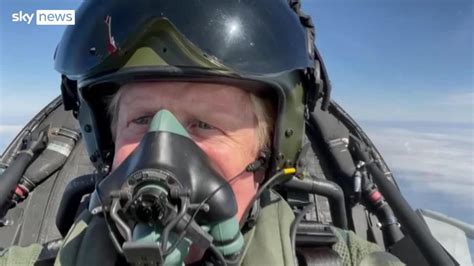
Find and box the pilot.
[1,0,404,265]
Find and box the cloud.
[444,92,474,106]
[0,125,23,134]
[363,123,474,211]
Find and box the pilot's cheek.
[111,142,140,170]
[194,142,229,177]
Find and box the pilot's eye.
[132,116,152,125]
[197,121,215,130]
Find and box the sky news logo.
[11,10,75,25]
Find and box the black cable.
[239,170,289,225]
[253,171,285,201]
[290,203,314,264]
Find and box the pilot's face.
[112,81,261,221]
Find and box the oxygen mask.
[89,110,244,265]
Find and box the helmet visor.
[55,0,313,79]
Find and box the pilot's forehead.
[119,82,251,113]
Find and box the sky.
[302,0,473,223]
[1,0,473,259]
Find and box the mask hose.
[164,168,248,261]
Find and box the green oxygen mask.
[89,110,244,265]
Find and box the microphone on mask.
[246,149,271,172]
